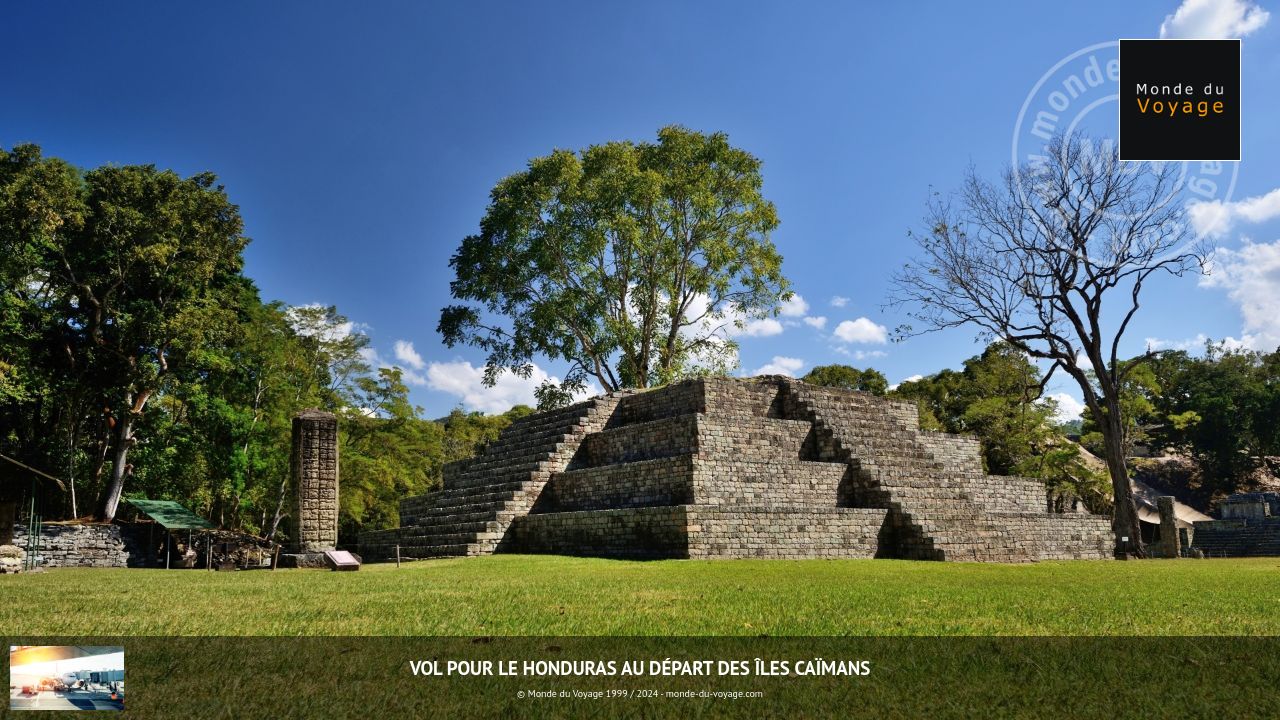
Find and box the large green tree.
[1140,345,1280,500]
[801,364,888,395]
[0,145,249,521]
[2,144,544,544]
[440,126,789,405]
[0,145,90,515]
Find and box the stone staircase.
[1192,519,1280,557]
[359,393,625,559]
[781,381,1110,562]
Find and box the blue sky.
[4,1,1278,418]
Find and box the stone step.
[396,542,475,558]
[399,514,498,536]
[404,490,526,519]
[462,429,577,463]
[468,432,570,455]
[399,525,504,540]
[572,414,699,468]
[402,508,523,531]
[448,457,559,487]
[403,498,528,525]
[401,480,529,511]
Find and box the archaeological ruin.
[1192,492,1280,557]
[279,409,340,568]
[359,377,1114,562]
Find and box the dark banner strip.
[5,636,1279,719]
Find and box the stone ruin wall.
[11,523,139,568]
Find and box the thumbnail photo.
[9,646,124,712]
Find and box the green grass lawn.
[4,555,1279,636]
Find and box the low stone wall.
[686,507,888,559]
[574,414,700,467]
[702,377,786,421]
[550,456,696,511]
[507,505,890,560]
[1007,515,1114,561]
[917,432,985,474]
[12,523,137,568]
[607,381,705,428]
[693,462,849,507]
[505,506,691,559]
[954,475,1048,514]
[696,416,813,460]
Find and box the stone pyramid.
[359,377,1112,562]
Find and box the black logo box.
[1119,39,1240,162]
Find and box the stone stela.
[1157,496,1181,558]
[282,409,339,567]
[361,377,1115,563]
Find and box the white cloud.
[361,346,428,386]
[887,374,924,392]
[734,317,785,337]
[399,369,428,386]
[780,294,809,317]
[393,340,426,370]
[833,347,888,361]
[1142,333,1259,353]
[833,317,889,344]
[1044,392,1087,425]
[1160,0,1270,38]
[802,316,828,330]
[1199,238,1280,351]
[1144,333,1214,352]
[830,295,849,308]
[752,356,805,377]
[425,360,597,414]
[682,292,784,341]
[1188,187,1280,238]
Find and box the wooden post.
[395,544,401,569]
[206,532,212,571]
[271,543,280,571]
[1157,496,1181,558]
[165,529,170,570]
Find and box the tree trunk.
[265,472,289,542]
[68,421,78,519]
[1102,403,1145,558]
[97,414,134,522]
[87,418,111,511]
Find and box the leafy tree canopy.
[440,125,789,405]
[800,364,888,395]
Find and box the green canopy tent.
[124,499,215,569]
